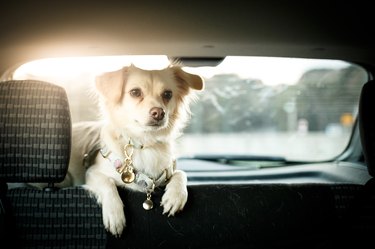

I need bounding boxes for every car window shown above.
[13,56,368,162]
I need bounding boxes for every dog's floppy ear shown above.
[172,66,204,91]
[95,67,128,102]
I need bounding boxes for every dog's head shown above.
[96,64,204,139]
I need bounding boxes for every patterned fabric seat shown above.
[0,80,106,249]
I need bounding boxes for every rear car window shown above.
[13,56,368,162]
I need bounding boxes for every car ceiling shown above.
[1,1,374,76]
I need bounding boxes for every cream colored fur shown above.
[58,64,203,236]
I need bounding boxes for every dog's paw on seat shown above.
[102,195,126,237]
[161,182,188,216]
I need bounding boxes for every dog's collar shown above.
[100,138,174,210]
[99,144,174,191]
[120,133,164,150]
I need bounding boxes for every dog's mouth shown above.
[147,120,167,128]
[135,119,167,130]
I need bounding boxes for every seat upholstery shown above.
[0,80,70,183]
[0,80,106,248]
[359,79,375,177]
[104,183,366,249]
[7,187,105,248]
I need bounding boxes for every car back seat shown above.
[105,183,364,249]
[104,79,375,249]
[1,79,374,249]
[0,80,106,248]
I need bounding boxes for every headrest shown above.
[358,80,375,177]
[0,80,71,182]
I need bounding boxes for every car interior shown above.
[0,1,374,249]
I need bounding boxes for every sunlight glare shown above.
[14,55,171,81]
[184,56,350,85]
[13,55,350,86]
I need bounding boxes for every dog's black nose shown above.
[149,107,165,121]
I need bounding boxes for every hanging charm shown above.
[118,143,136,184]
[142,182,155,210]
[114,140,156,210]
[143,192,154,210]
[121,167,135,183]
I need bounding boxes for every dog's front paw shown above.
[160,185,188,216]
[102,198,126,237]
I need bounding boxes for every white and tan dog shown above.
[62,64,204,236]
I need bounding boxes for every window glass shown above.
[13,56,368,161]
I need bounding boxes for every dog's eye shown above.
[129,88,142,98]
[162,90,173,100]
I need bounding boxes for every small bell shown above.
[143,192,153,210]
[143,199,153,210]
[121,169,135,183]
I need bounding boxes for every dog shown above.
[56,64,204,236]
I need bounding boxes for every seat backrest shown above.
[0,80,106,248]
[359,79,375,177]
[0,80,71,183]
